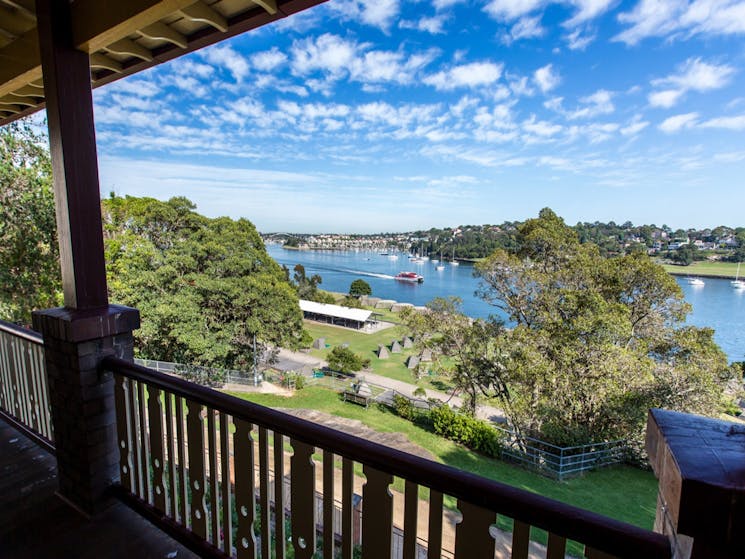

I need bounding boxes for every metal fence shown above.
[495,427,627,480]
[134,358,259,386]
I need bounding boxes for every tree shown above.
[103,195,304,371]
[326,346,368,374]
[404,208,735,452]
[0,122,61,324]
[349,279,372,298]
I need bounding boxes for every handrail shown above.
[0,319,43,344]
[103,355,671,558]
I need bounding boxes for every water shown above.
[267,245,745,362]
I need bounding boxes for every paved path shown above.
[278,348,506,423]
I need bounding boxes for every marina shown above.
[268,245,745,362]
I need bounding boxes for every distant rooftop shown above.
[299,299,372,323]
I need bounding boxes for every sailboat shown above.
[436,250,445,271]
[450,246,459,266]
[732,262,745,289]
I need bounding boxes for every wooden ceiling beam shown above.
[253,0,278,15]
[105,38,153,61]
[139,21,188,48]
[90,53,123,73]
[71,0,197,53]
[179,1,228,32]
[0,5,35,37]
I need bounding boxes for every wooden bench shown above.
[342,390,371,408]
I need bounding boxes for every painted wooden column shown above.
[647,408,745,559]
[36,0,108,310]
[32,0,141,514]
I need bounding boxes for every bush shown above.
[429,405,502,457]
[280,372,306,390]
[393,394,415,420]
[327,346,366,374]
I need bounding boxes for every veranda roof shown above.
[0,0,326,126]
[299,299,373,324]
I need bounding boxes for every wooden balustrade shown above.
[106,356,671,559]
[0,319,53,452]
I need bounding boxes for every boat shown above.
[732,263,745,289]
[450,246,459,265]
[387,254,399,260]
[686,277,705,286]
[395,271,424,283]
[436,264,445,271]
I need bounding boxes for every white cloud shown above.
[701,114,745,130]
[251,48,288,72]
[533,64,560,93]
[563,0,616,26]
[648,89,684,108]
[522,114,563,137]
[659,112,699,133]
[329,0,400,31]
[616,0,745,45]
[201,45,249,81]
[424,61,504,90]
[400,15,448,34]
[291,34,436,86]
[649,58,735,107]
[565,28,595,49]
[620,115,650,136]
[433,0,465,8]
[504,15,545,42]
[546,89,614,119]
[484,0,545,21]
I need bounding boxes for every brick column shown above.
[646,408,745,559]
[32,305,140,515]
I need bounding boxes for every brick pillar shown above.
[646,408,745,559]
[32,305,140,515]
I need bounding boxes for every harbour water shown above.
[267,245,745,362]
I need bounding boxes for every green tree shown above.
[326,346,368,374]
[405,209,735,452]
[348,279,372,298]
[103,195,304,370]
[0,122,61,323]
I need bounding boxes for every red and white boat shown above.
[395,271,424,283]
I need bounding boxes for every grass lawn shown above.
[228,386,658,532]
[303,321,454,392]
[662,260,743,278]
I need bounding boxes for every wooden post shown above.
[647,408,745,558]
[36,0,108,310]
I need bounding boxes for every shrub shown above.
[393,394,415,420]
[280,372,306,390]
[430,405,502,457]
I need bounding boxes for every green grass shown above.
[662,260,743,278]
[303,321,454,392]
[227,386,658,532]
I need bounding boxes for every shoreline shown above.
[665,269,739,280]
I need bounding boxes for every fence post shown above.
[646,408,745,558]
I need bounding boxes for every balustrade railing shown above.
[0,319,53,452]
[106,356,671,559]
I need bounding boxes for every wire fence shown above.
[494,426,627,480]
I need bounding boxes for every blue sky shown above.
[89,0,745,233]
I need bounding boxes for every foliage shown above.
[326,345,368,374]
[280,372,306,390]
[0,122,61,323]
[176,363,225,387]
[400,297,504,412]
[289,263,335,303]
[404,208,736,453]
[102,194,303,370]
[392,393,416,420]
[429,404,502,457]
[349,278,372,298]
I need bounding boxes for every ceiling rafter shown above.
[179,1,228,32]
[138,21,188,49]
[0,5,35,38]
[0,0,329,127]
[90,53,123,73]
[105,38,153,62]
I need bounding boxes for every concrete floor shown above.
[0,418,198,559]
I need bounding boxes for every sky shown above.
[88,0,745,233]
